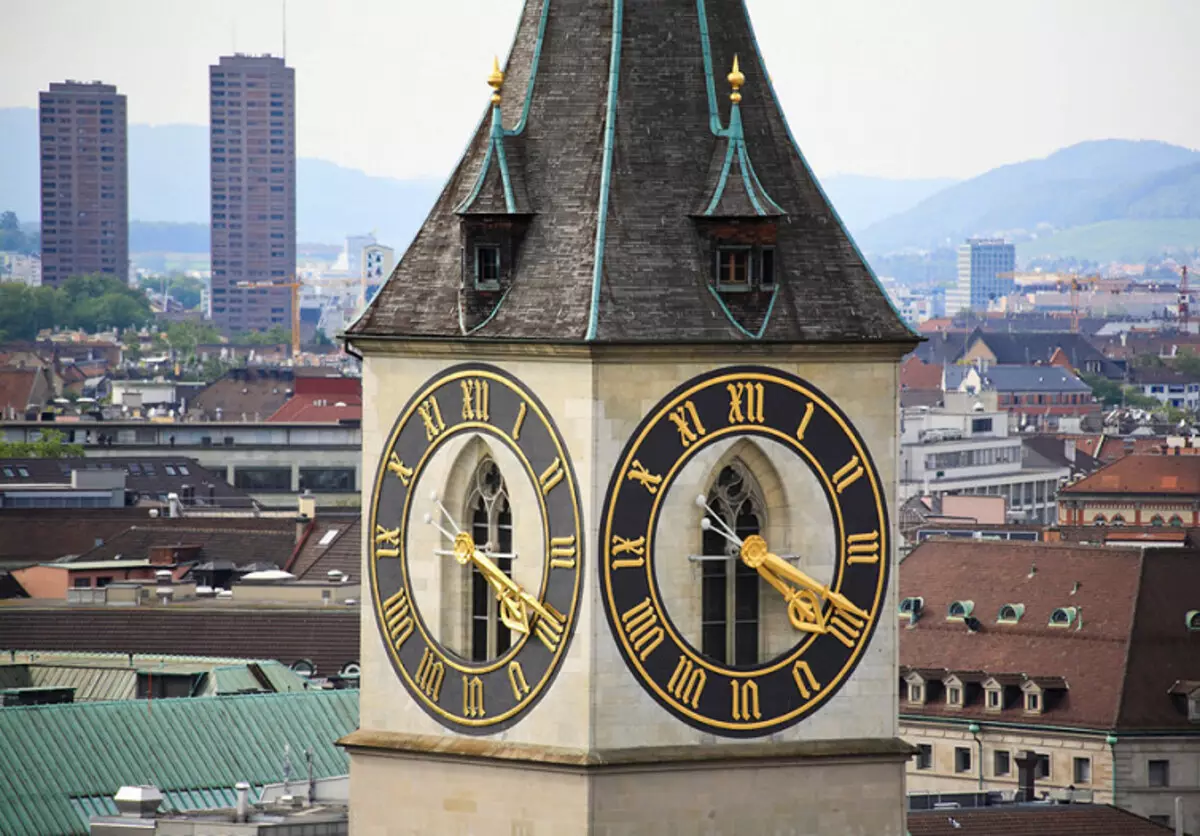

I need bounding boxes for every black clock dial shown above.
[599,366,888,737]
[369,363,583,734]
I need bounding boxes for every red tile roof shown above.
[900,540,1200,731]
[1062,454,1200,496]
[907,805,1173,836]
[0,367,40,414]
[268,377,362,423]
[902,356,944,391]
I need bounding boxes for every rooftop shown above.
[970,365,1093,394]
[1062,454,1200,496]
[907,804,1173,836]
[900,540,1200,731]
[0,690,355,836]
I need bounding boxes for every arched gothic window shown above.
[700,461,764,666]
[466,458,513,661]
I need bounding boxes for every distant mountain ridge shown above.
[818,174,958,233]
[857,139,1200,255]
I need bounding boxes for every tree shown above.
[1174,350,1200,377]
[0,429,84,459]
[164,321,222,360]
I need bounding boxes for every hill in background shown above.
[857,139,1200,259]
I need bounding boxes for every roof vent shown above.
[998,603,1025,624]
[947,600,975,620]
[899,597,923,622]
[1186,610,1200,631]
[113,785,163,819]
[1049,606,1077,628]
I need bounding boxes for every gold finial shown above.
[727,55,745,103]
[487,56,505,104]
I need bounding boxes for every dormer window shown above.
[997,604,1024,624]
[716,247,751,289]
[947,686,962,707]
[1049,607,1077,628]
[1093,515,1106,526]
[1110,514,1126,527]
[986,688,1001,710]
[475,245,502,290]
[1025,691,1041,712]
[947,600,974,621]
[908,682,924,704]
[1188,611,1200,632]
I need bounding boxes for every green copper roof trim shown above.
[702,103,783,216]
[455,104,516,214]
[696,0,723,135]
[504,0,551,137]
[459,285,514,336]
[707,283,780,340]
[737,0,916,338]
[586,0,623,341]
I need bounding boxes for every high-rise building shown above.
[38,81,128,287]
[945,238,1016,314]
[209,54,296,333]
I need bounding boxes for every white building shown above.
[900,395,1070,524]
[945,238,1016,314]
[0,252,42,286]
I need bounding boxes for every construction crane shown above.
[1051,273,1099,334]
[234,280,302,358]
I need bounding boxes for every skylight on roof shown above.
[318,529,339,546]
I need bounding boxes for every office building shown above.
[38,81,128,286]
[209,55,296,333]
[945,238,1016,314]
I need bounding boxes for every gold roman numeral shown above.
[386,452,413,486]
[847,531,881,564]
[731,679,761,721]
[727,381,765,424]
[415,647,445,701]
[832,455,864,494]
[374,525,401,559]
[539,457,565,495]
[460,379,490,422]
[626,459,663,494]
[611,535,646,569]
[383,589,414,647]
[535,606,566,653]
[462,675,485,718]
[667,655,706,708]
[620,598,664,661]
[550,535,577,569]
[417,395,445,441]
[508,660,531,700]
[827,610,865,648]
[796,402,815,441]
[792,660,820,700]
[512,402,527,440]
[668,400,707,448]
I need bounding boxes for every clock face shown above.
[369,363,583,734]
[599,366,888,737]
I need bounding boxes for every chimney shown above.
[112,785,163,819]
[298,489,316,521]
[1015,749,1038,802]
[1064,439,1076,464]
[235,781,251,823]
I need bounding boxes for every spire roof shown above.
[349,0,916,346]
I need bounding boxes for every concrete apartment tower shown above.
[343,1,919,832]
[208,54,296,334]
[946,238,1017,314]
[38,81,128,287]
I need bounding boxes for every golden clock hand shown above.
[740,535,870,622]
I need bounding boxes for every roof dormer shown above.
[899,596,924,624]
[997,603,1025,624]
[1049,606,1078,628]
[943,672,984,710]
[1168,680,1200,723]
[903,668,940,706]
[947,600,975,621]
[1022,676,1067,715]
[692,57,785,340]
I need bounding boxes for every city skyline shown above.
[3,0,1198,184]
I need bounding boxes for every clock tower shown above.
[342,1,919,833]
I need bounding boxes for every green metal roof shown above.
[0,690,358,836]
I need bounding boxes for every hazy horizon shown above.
[3,0,1198,183]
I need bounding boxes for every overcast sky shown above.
[3,0,1198,182]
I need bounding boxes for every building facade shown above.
[208,55,296,333]
[38,81,128,286]
[900,540,1200,834]
[900,399,1069,523]
[1058,454,1200,527]
[945,239,1016,314]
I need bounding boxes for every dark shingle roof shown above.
[900,540,1200,731]
[69,521,296,567]
[0,607,360,676]
[289,516,361,583]
[907,805,1173,836]
[348,0,914,346]
[0,457,251,505]
[976,365,1092,393]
